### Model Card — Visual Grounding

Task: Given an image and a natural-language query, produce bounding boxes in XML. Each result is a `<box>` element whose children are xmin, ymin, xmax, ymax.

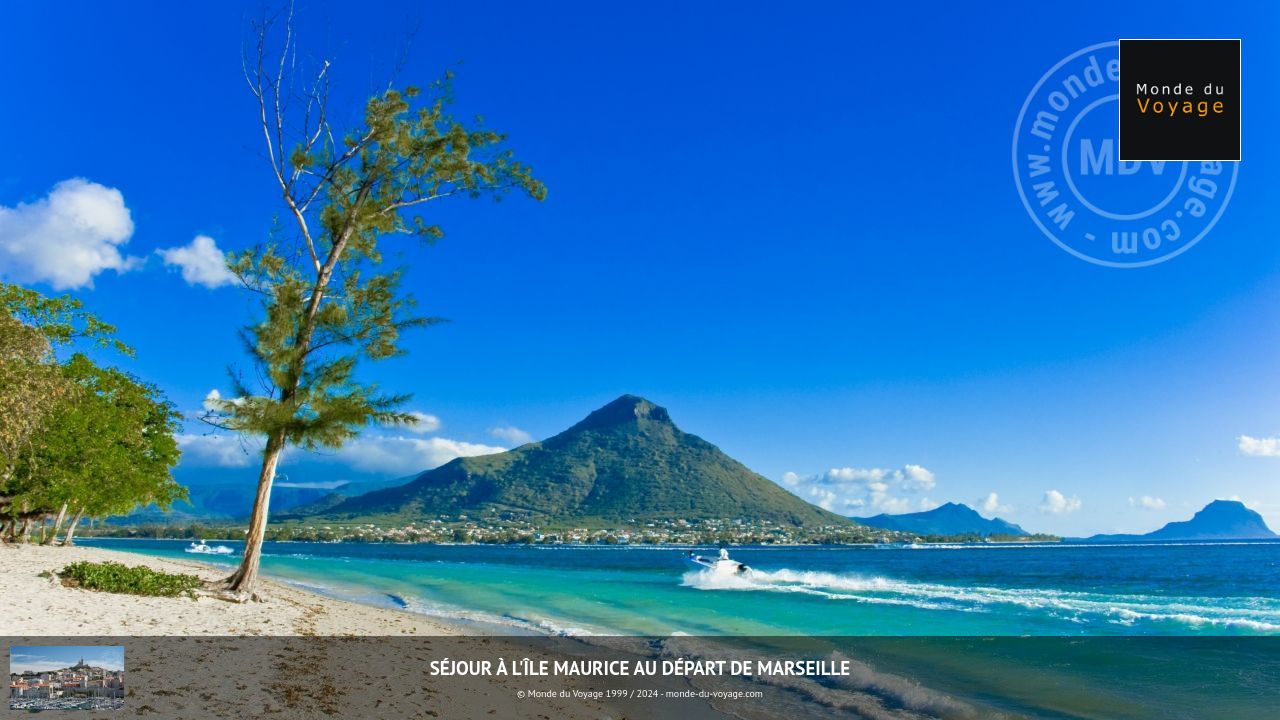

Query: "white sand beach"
<box><xmin>1</xmin><ymin>543</ymin><xmax>982</xmax><ymax>719</ymax></box>
<box><xmin>0</xmin><ymin>542</ymin><xmax>462</xmax><ymax>636</ymax></box>
<box><xmin>1</xmin><ymin>543</ymin><xmax>674</xmax><ymax>719</ymax></box>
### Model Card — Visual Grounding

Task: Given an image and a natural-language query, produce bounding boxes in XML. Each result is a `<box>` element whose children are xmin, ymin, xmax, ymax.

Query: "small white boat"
<box><xmin>185</xmin><ymin>539</ymin><xmax>234</xmax><ymax>555</ymax></box>
<box><xmin>684</xmin><ymin>548</ymin><xmax>752</xmax><ymax>576</ymax></box>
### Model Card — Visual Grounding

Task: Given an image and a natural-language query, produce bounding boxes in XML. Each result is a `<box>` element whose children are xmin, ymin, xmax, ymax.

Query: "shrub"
<box><xmin>58</xmin><ymin>561</ymin><xmax>201</xmax><ymax>598</ymax></box>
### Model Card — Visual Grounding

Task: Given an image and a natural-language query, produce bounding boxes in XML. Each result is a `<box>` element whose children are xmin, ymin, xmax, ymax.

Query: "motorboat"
<box><xmin>684</xmin><ymin>548</ymin><xmax>751</xmax><ymax>576</ymax></box>
<box><xmin>185</xmin><ymin>539</ymin><xmax>234</xmax><ymax>555</ymax></box>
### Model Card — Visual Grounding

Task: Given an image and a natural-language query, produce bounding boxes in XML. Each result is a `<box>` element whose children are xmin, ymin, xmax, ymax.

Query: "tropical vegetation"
<box><xmin>57</xmin><ymin>560</ymin><xmax>201</xmax><ymax>598</ymax></box>
<box><xmin>0</xmin><ymin>283</ymin><xmax>184</xmax><ymax>543</ymax></box>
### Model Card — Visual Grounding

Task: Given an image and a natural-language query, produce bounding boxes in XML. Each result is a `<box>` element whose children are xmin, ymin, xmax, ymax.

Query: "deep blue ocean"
<box><xmin>80</xmin><ymin>538</ymin><xmax>1280</xmax><ymax>636</ymax></box>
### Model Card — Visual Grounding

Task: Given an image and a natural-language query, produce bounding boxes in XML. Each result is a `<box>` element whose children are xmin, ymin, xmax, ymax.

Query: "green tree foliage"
<box><xmin>0</xmin><ymin>281</ymin><xmax>132</xmax><ymax>489</ymax></box>
<box><xmin>18</xmin><ymin>356</ymin><xmax>185</xmax><ymax>543</ymax></box>
<box><xmin>0</xmin><ymin>284</ymin><xmax>183</xmax><ymax>544</ymax></box>
<box><xmin>0</xmin><ymin>283</ymin><xmax>132</xmax><ymax>355</ymax></box>
<box><xmin>0</xmin><ymin>313</ymin><xmax>64</xmax><ymax>484</ymax></box>
<box><xmin>204</xmin><ymin>12</ymin><xmax>544</xmax><ymax>596</ymax></box>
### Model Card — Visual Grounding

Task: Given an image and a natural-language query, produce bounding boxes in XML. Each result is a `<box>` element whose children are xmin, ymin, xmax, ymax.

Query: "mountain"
<box><xmin>855</xmin><ymin>502</ymin><xmax>1029</xmax><ymax>537</ymax></box>
<box><xmin>117</xmin><ymin>475</ymin><xmax>413</xmax><ymax>524</ymax></box>
<box><xmin>298</xmin><ymin>395</ymin><xmax>850</xmax><ymax>527</ymax></box>
<box><xmin>1085</xmin><ymin>500</ymin><xmax>1277</xmax><ymax>542</ymax></box>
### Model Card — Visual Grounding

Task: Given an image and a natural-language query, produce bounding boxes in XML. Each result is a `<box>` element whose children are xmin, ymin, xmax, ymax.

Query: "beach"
<box><xmin>68</xmin><ymin>537</ymin><xmax>1280</xmax><ymax>636</ymax></box>
<box><xmin>7</xmin><ymin>541</ymin><xmax>1280</xmax><ymax>719</ymax></box>
<box><xmin>2</xmin><ymin>543</ymin><xmax>708</xmax><ymax>719</ymax></box>
<box><xmin>0</xmin><ymin>542</ymin><xmax>462</xmax><ymax>637</ymax></box>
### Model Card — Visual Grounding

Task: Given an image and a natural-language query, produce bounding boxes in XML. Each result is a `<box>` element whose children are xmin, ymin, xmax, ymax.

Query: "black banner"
<box><xmin>6</xmin><ymin>636</ymin><xmax>1278</xmax><ymax>719</ymax></box>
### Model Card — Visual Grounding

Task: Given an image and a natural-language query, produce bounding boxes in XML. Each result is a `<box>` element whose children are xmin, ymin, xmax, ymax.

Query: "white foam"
<box><xmin>681</xmin><ymin>567</ymin><xmax>1280</xmax><ymax>633</ymax></box>
<box><xmin>394</xmin><ymin>595</ymin><xmax>605</xmax><ymax>637</ymax></box>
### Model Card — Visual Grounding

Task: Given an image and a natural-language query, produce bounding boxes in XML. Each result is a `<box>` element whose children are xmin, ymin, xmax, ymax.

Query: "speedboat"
<box><xmin>185</xmin><ymin>540</ymin><xmax>234</xmax><ymax>555</ymax></box>
<box><xmin>684</xmin><ymin>548</ymin><xmax>752</xmax><ymax>576</ymax></box>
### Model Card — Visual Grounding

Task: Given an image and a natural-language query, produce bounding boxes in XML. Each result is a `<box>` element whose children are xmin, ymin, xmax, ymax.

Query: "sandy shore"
<box><xmin>1</xmin><ymin>543</ymin><xmax>733</xmax><ymax>718</ymax></box>
<box><xmin>0</xmin><ymin>542</ymin><xmax>463</xmax><ymax>636</ymax></box>
<box><xmin>0</xmin><ymin>543</ymin><xmax>1011</xmax><ymax>719</ymax></box>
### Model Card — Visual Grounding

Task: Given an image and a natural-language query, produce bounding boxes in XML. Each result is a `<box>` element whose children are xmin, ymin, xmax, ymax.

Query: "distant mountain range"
<box><xmin>132</xmin><ymin>397</ymin><xmax>1279</xmax><ymax>544</ymax></box>
<box><xmin>1084</xmin><ymin>500</ymin><xmax>1276</xmax><ymax>542</ymax></box>
<box><xmin>291</xmin><ymin>395</ymin><xmax>851</xmax><ymax>528</ymax></box>
<box><xmin>856</xmin><ymin>502</ymin><xmax>1029</xmax><ymax>537</ymax></box>
<box><xmin>118</xmin><ymin>475</ymin><xmax>409</xmax><ymax>524</ymax></box>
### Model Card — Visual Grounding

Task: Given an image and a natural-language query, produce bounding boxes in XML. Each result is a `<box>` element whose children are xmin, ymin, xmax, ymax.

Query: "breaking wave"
<box><xmin>682</xmin><ymin>567</ymin><xmax>1280</xmax><ymax>633</ymax></box>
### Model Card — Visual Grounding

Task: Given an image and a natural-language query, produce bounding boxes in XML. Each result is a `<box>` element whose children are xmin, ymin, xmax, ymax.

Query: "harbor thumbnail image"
<box><xmin>9</xmin><ymin>646</ymin><xmax>124</xmax><ymax>711</ymax></box>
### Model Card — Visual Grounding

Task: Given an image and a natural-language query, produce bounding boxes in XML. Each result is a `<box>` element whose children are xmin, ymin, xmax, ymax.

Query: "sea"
<box><xmin>80</xmin><ymin>538</ymin><xmax>1280</xmax><ymax>637</ymax></box>
<box><xmin>77</xmin><ymin>538</ymin><xmax>1280</xmax><ymax>718</ymax></box>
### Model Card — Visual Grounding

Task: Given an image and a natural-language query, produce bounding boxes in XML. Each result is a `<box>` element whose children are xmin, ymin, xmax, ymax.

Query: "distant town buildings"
<box><xmin>9</xmin><ymin>659</ymin><xmax>124</xmax><ymax>711</ymax></box>
<box><xmin>96</xmin><ymin>511</ymin><xmax>1059</xmax><ymax>545</ymax></box>
<box><xmin>257</xmin><ymin>513</ymin><xmax>898</xmax><ymax>545</ymax></box>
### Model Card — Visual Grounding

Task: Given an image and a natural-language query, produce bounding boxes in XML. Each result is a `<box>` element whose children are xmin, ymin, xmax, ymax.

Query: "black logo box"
<box><xmin>1119</xmin><ymin>39</ymin><xmax>1241</xmax><ymax>162</ymax></box>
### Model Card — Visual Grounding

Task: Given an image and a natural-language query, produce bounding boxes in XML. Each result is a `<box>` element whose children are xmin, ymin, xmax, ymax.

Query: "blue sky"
<box><xmin>10</xmin><ymin>646</ymin><xmax>124</xmax><ymax>673</ymax></box>
<box><xmin>2</xmin><ymin>1</ymin><xmax>1278</xmax><ymax>535</ymax></box>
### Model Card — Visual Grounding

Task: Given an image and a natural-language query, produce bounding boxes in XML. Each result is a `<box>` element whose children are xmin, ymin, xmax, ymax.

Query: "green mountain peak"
<box><xmin>303</xmin><ymin>395</ymin><xmax>847</xmax><ymax>528</ymax></box>
<box><xmin>566</xmin><ymin>394</ymin><xmax>672</xmax><ymax>432</ymax></box>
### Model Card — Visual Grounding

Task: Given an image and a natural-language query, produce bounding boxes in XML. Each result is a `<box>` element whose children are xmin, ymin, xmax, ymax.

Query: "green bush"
<box><xmin>58</xmin><ymin>561</ymin><xmax>201</xmax><ymax>598</ymax></box>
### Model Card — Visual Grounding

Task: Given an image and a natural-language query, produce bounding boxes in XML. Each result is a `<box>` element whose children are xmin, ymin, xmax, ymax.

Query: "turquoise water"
<box><xmin>81</xmin><ymin>539</ymin><xmax>1280</xmax><ymax>636</ymax></box>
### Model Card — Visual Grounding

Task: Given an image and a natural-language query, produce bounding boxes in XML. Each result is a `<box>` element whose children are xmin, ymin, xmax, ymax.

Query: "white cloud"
<box><xmin>488</xmin><ymin>425</ymin><xmax>534</xmax><ymax>445</ymax></box>
<box><xmin>782</xmin><ymin>464</ymin><xmax>938</xmax><ymax>515</ymax></box>
<box><xmin>177</xmin><ymin>429</ymin><xmax>506</xmax><ymax>477</ymax></box>
<box><xmin>819</xmin><ymin>465</ymin><xmax>936</xmax><ymax>491</ymax></box>
<box><xmin>823</xmin><ymin>468</ymin><xmax>886</xmax><ymax>483</ymax></box>
<box><xmin>1040</xmin><ymin>490</ymin><xmax>1082</xmax><ymax>514</ymax></box>
<box><xmin>1128</xmin><ymin>495</ymin><xmax>1167</xmax><ymax>511</ymax></box>
<box><xmin>1239</xmin><ymin>435</ymin><xmax>1280</xmax><ymax>457</ymax></box>
<box><xmin>901</xmin><ymin>464</ymin><xmax>936</xmax><ymax>490</ymax></box>
<box><xmin>177</xmin><ymin>433</ymin><xmax>263</xmax><ymax>468</ymax></box>
<box><xmin>276</xmin><ymin>480</ymin><xmax>346</xmax><ymax>490</ymax></box>
<box><xmin>201</xmin><ymin>388</ymin><xmax>246</xmax><ymax>413</ymax></box>
<box><xmin>157</xmin><ymin>234</ymin><xmax>235</xmax><ymax>288</ymax></box>
<box><xmin>324</xmin><ymin>435</ymin><xmax>506</xmax><ymax>475</ymax></box>
<box><xmin>404</xmin><ymin>411</ymin><xmax>442</xmax><ymax>434</ymax></box>
<box><xmin>0</xmin><ymin>178</ymin><xmax>138</xmax><ymax>289</ymax></box>
<box><xmin>202</xmin><ymin>389</ymin><xmax>224</xmax><ymax>412</ymax></box>
<box><xmin>978</xmin><ymin>492</ymin><xmax>1012</xmax><ymax>515</ymax></box>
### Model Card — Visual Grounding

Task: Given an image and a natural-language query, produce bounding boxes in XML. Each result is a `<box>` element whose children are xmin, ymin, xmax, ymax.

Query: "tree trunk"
<box><xmin>224</xmin><ymin>430</ymin><xmax>287</xmax><ymax>596</ymax></box>
<box><xmin>19</xmin><ymin>517</ymin><xmax>32</xmax><ymax>543</ymax></box>
<box><xmin>64</xmin><ymin>508</ymin><xmax>86</xmax><ymax>546</ymax></box>
<box><xmin>43</xmin><ymin>503</ymin><xmax>68</xmax><ymax>545</ymax></box>
<box><xmin>218</xmin><ymin>187</ymin><xmax>349</xmax><ymax>599</ymax></box>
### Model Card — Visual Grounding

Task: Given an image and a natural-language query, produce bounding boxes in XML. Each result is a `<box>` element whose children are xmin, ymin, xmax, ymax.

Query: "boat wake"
<box><xmin>682</xmin><ymin>567</ymin><xmax>1280</xmax><ymax>633</ymax></box>
<box><xmin>184</xmin><ymin>540</ymin><xmax>234</xmax><ymax>555</ymax></box>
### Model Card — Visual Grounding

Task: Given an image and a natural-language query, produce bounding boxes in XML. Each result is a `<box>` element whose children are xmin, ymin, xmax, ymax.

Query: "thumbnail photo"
<box><xmin>8</xmin><ymin>646</ymin><xmax>124</xmax><ymax>712</ymax></box>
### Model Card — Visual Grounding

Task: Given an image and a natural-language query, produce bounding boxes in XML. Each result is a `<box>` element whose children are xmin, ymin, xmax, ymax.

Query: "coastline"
<box><xmin>1</xmin><ymin>543</ymin><xmax>739</xmax><ymax>719</ymax></box>
<box><xmin>7</xmin><ymin>541</ymin><xmax>1278</xmax><ymax>718</ymax></box>
<box><xmin>0</xmin><ymin>543</ymin><xmax>466</xmax><ymax>637</ymax></box>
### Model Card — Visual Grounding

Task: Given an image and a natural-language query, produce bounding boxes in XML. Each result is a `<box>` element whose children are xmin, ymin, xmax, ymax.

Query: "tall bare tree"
<box><xmin>204</xmin><ymin>7</ymin><xmax>544</xmax><ymax>597</ymax></box>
